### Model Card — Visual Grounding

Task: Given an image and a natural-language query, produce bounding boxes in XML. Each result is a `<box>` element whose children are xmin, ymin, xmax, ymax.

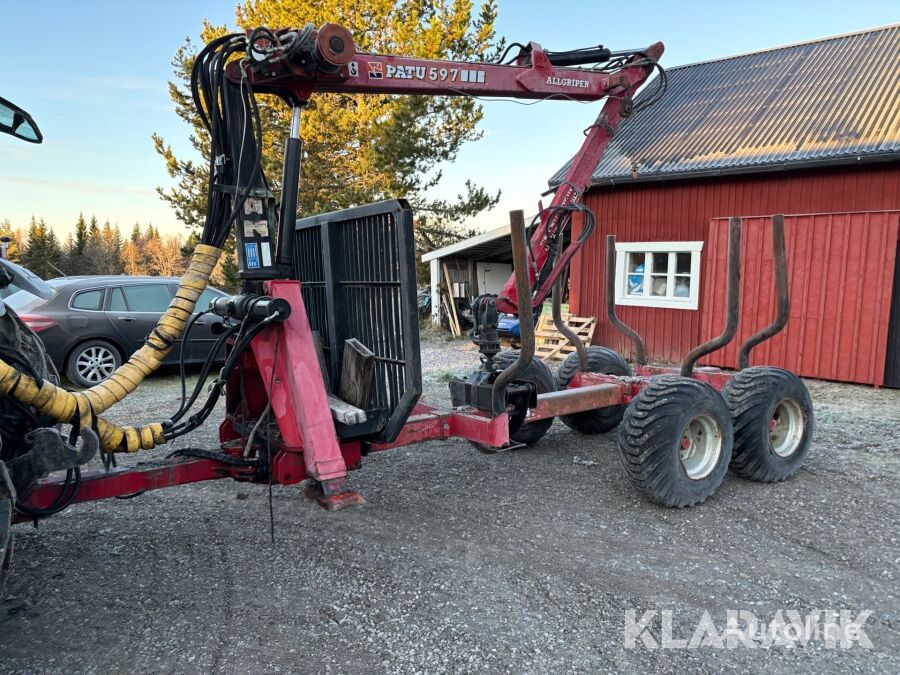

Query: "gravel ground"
<box><xmin>1</xmin><ymin>337</ymin><xmax>898</xmax><ymax>673</ymax></box>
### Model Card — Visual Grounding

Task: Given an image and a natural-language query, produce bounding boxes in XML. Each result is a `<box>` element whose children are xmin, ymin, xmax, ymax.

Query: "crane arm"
<box><xmin>227</xmin><ymin>23</ymin><xmax>664</xmax><ymax>314</ymax></box>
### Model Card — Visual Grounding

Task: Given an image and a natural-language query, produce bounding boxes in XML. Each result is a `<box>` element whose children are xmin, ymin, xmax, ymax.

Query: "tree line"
<box><xmin>0</xmin><ymin>214</ymin><xmax>205</xmax><ymax>282</ymax></box>
<box><xmin>2</xmin><ymin>2</ymin><xmax>502</xmax><ymax>289</ymax></box>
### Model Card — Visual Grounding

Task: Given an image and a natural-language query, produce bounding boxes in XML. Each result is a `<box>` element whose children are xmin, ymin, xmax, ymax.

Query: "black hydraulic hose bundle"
<box><xmin>191</xmin><ymin>33</ymin><xmax>267</xmax><ymax>251</ymax></box>
<box><xmin>527</xmin><ymin>202</ymin><xmax>596</xmax><ymax>295</ymax></box>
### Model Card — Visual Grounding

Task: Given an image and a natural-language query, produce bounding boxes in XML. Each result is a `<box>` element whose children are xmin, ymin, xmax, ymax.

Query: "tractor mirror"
<box><xmin>0</xmin><ymin>96</ymin><xmax>42</xmax><ymax>143</ymax></box>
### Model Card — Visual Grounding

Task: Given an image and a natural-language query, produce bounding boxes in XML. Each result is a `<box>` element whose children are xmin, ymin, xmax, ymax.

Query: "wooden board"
<box><xmin>339</xmin><ymin>338</ymin><xmax>375</xmax><ymax>409</ymax></box>
<box><xmin>533</xmin><ymin>313</ymin><xmax>597</xmax><ymax>361</ymax></box>
<box><xmin>442</xmin><ymin>262</ymin><xmax>462</xmax><ymax>336</ymax></box>
<box><xmin>328</xmin><ymin>394</ymin><xmax>367</xmax><ymax>425</ymax></box>
<box><xmin>441</xmin><ymin>294</ymin><xmax>461</xmax><ymax>337</ymax></box>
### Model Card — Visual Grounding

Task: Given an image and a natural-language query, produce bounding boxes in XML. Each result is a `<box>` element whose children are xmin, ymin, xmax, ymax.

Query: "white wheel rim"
<box><xmin>75</xmin><ymin>346</ymin><xmax>116</xmax><ymax>384</ymax></box>
<box><xmin>769</xmin><ymin>398</ymin><xmax>805</xmax><ymax>457</ymax></box>
<box><xmin>679</xmin><ymin>414</ymin><xmax>722</xmax><ymax>480</ymax></box>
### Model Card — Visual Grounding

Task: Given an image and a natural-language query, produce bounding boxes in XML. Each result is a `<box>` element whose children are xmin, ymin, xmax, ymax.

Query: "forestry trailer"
<box><xmin>0</xmin><ymin>23</ymin><xmax>813</xmax><ymax>593</ymax></box>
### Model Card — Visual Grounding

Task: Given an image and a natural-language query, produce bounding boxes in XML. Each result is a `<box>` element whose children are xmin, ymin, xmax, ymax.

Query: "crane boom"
<box><xmin>226</xmin><ymin>23</ymin><xmax>664</xmax><ymax>314</ymax></box>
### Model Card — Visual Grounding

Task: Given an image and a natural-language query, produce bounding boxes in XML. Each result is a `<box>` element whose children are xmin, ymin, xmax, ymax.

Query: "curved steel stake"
<box><xmin>681</xmin><ymin>217</ymin><xmax>742</xmax><ymax>376</ymax></box>
<box><xmin>738</xmin><ymin>214</ymin><xmax>789</xmax><ymax>370</ymax></box>
<box><xmin>552</xmin><ymin>236</ymin><xmax>587</xmax><ymax>372</ymax></box>
<box><xmin>606</xmin><ymin>234</ymin><xmax>647</xmax><ymax>365</ymax></box>
<box><xmin>493</xmin><ymin>211</ymin><xmax>536</xmax><ymax>415</ymax></box>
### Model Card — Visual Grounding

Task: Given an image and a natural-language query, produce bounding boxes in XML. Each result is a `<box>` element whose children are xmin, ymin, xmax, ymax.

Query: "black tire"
<box><xmin>66</xmin><ymin>339</ymin><xmax>122</xmax><ymax>388</ymax></box>
<box><xmin>493</xmin><ymin>350</ymin><xmax>556</xmax><ymax>446</ymax></box>
<box><xmin>0</xmin><ymin>463</ymin><xmax>12</xmax><ymax>598</ymax></box>
<box><xmin>556</xmin><ymin>346</ymin><xmax>632</xmax><ymax>434</ymax></box>
<box><xmin>618</xmin><ymin>376</ymin><xmax>733</xmax><ymax>507</ymax></box>
<box><xmin>0</xmin><ymin>506</ymin><xmax>11</xmax><ymax>598</ymax></box>
<box><xmin>724</xmin><ymin>367</ymin><xmax>813</xmax><ymax>482</ymax></box>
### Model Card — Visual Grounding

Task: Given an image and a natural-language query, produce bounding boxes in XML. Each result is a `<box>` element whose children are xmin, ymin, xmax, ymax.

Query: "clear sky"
<box><xmin>1</xmin><ymin>0</ymin><xmax>897</xmax><ymax>239</ymax></box>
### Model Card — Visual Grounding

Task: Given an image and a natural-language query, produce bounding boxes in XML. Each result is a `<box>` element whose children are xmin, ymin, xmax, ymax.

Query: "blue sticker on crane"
<box><xmin>245</xmin><ymin>243</ymin><xmax>260</xmax><ymax>269</ymax></box>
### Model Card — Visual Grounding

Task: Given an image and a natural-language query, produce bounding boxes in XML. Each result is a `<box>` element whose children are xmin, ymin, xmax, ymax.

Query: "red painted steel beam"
<box><xmin>253</xmin><ymin>280</ymin><xmax>350</xmax><ymax>487</ymax></box>
<box><xmin>494</xmin><ymin>47</ymin><xmax>663</xmax><ymax>314</ymax></box>
<box><xmin>449</xmin><ymin>410</ymin><xmax>510</xmax><ymax>447</ymax></box>
<box><xmin>236</xmin><ymin>38</ymin><xmax>662</xmax><ymax>103</ymax></box>
<box><xmin>526</xmin><ymin>383</ymin><xmax>624</xmax><ymax>421</ymax></box>
<box><xmin>365</xmin><ymin>412</ymin><xmax>451</xmax><ymax>452</ymax></box>
<box><xmin>14</xmin><ymin>458</ymin><xmax>249</xmax><ymax>522</ymax></box>
<box><xmin>634</xmin><ymin>364</ymin><xmax>733</xmax><ymax>391</ymax></box>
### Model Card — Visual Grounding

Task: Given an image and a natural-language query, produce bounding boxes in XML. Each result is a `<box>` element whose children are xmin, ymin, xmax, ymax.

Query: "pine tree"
<box><xmin>73</xmin><ymin>213</ymin><xmax>88</xmax><ymax>256</ymax></box>
<box><xmin>21</xmin><ymin>217</ymin><xmax>63</xmax><ymax>279</ymax></box>
<box><xmin>64</xmin><ymin>213</ymin><xmax>90</xmax><ymax>274</ymax></box>
<box><xmin>0</xmin><ymin>219</ymin><xmax>22</xmax><ymax>262</ymax></box>
<box><xmin>80</xmin><ymin>214</ymin><xmax>105</xmax><ymax>275</ymax></box>
<box><xmin>94</xmin><ymin>220</ymin><xmax>125</xmax><ymax>274</ymax></box>
<box><xmin>153</xmin><ymin>0</ymin><xmax>502</xmax><ymax>283</ymax></box>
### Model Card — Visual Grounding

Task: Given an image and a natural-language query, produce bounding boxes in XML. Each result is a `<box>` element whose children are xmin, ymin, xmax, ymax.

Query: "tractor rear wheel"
<box><xmin>618</xmin><ymin>376</ymin><xmax>733</xmax><ymax>507</ymax></box>
<box><xmin>556</xmin><ymin>346</ymin><xmax>631</xmax><ymax>434</ymax></box>
<box><xmin>476</xmin><ymin>350</ymin><xmax>556</xmax><ymax>451</ymax></box>
<box><xmin>724</xmin><ymin>367</ymin><xmax>813</xmax><ymax>482</ymax></box>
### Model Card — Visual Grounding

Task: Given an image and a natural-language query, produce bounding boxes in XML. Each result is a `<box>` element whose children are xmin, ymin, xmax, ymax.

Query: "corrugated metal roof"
<box><xmin>421</xmin><ymin>215</ymin><xmax>549</xmax><ymax>263</ymax></box>
<box><xmin>552</xmin><ymin>24</ymin><xmax>900</xmax><ymax>187</ymax></box>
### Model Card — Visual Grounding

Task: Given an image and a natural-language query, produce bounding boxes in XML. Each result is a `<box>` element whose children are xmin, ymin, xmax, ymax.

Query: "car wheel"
<box><xmin>66</xmin><ymin>340</ymin><xmax>122</xmax><ymax>388</ymax></box>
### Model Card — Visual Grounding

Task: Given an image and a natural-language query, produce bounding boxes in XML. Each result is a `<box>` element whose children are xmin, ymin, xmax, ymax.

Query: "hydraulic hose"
<box><xmin>0</xmin><ymin>244</ymin><xmax>222</xmax><ymax>453</ymax></box>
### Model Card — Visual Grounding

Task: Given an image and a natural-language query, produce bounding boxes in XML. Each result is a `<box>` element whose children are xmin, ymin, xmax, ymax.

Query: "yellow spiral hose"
<box><xmin>0</xmin><ymin>244</ymin><xmax>222</xmax><ymax>453</ymax></box>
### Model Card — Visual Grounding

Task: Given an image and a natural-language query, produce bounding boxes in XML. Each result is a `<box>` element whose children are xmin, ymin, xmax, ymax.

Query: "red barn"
<box><xmin>560</xmin><ymin>24</ymin><xmax>900</xmax><ymax>386</ymax></box>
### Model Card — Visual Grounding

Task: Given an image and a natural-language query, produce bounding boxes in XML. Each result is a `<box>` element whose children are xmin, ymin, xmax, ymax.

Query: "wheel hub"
<box><xmin>76</xmin><ymin>346</ymin><xmax>116</xmax><ymax>383</ymax></box>
<box><xmin>679</xmin><ymin>414</ymin><xmax>722</xmax><ymax>480</ymax></box>
<box><xmin>769</xmin><ymin>398</ymin><xmax>805</xmax><ymax>457</ymax></box>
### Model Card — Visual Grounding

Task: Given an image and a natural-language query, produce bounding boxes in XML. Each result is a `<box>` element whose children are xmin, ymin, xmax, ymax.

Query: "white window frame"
<box><xmin>614</xmin><ymin>241</ymin><xmax>704</xmax><ymax>310</ymax></box>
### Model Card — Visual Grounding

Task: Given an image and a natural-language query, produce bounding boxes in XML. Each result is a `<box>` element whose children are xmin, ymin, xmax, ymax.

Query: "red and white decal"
<box><xmin>546</xmin><ymin>76</ymin><xmax>590</xmax><ymax>89</ymax></box>
<box><xmin>377</xmin><ymin>63</ymin><xmax>486</xmax><ymax>84</ymax></box>
<box><xmin>367</xmin><ymin>62</ymin><xmax>384</xmax><ymax>79</ymax></box>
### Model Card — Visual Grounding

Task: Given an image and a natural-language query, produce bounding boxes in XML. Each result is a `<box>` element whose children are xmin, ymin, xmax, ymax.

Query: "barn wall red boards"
<box><xmin>569</xmin><ymin>164</ymin><xmax>900</xmax><ymax>378</ymax></box>
<box><xmin>701</xmin><ymin>212</ymin><xmax>900</xmax><ymax>386</ymax></box>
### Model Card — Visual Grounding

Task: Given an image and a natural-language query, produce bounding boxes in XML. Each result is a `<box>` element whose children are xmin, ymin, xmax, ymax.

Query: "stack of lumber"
<box><xmin>533</xmin><ymin>313</ymin><xmax>597</xmax><ymax>361</ymax></box>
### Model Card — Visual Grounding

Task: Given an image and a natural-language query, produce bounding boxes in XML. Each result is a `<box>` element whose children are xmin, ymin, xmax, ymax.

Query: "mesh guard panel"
<box><xmin>294</xmin><ymin>200</ymin><xmax>421</xmax><ymax>443</ymax></box>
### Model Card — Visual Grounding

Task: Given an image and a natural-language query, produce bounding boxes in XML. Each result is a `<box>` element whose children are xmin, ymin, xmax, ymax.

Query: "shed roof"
<box><xmin>552</xmin><ymin>23</ymin><xmax>900</xmax><ymax>187</ymax></box>
<box><xmin>421</xmin><ymin>216</ymin><xmax>568</xmax><ymax>264</ymax></box>
<box><xmin>421</xmin><ymin>224</ymin><xmax>511</xmax><ymax>263</ymax></box>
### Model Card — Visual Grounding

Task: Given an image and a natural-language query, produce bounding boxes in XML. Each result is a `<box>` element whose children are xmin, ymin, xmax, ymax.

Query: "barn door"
<box><xmin>885</xmin><ymin>243</ymin><xmax>900</xmax><ymax>388</ymax></box>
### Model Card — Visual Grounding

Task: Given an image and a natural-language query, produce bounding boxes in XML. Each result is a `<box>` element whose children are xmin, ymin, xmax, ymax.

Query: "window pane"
<box><xmin>71</xmin><ymin>289</ymin><xmax>103</xmax><ymax>311</ymax></box>
<box><xmin>194</xmin><ymin>288</ymin><xmax>220</xmax><ymax>313</ymax></box>
<box><xmin>674</xmin><ymin>277</ymin><xmax>691</xmax><ymax>297</ymax></box>
<box><xmin>676</xmin><ymin>252</ymin><xmax>692</xmax><ymax>275</ymax></box>
<box><xmin>652</xmin><ymin>252</ymin><xmax>668</xmax><ymax>274</ymax></box>
<box><xmin>109</xmin><ymin>287</ymin><xmax>127</xmax><ymax>311</ymax></box>
<box><xmin>122</xmin><ymin>284</ymin><xmax>172</xmax><ymax>312</ymax></box>
<box><xmin>651</xmin><ymin>275</ymin><xmax>668</xmax><ymax>297</ymax></box>
<box><xmin>627</xmin><ymin>253</ymin><xmax>645</xmax><ymax>295</ymax></box>
<box><xmin>627</xmin><ymin>252</ymin><xmax>645</xmax><ymax>274</ymax></box>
